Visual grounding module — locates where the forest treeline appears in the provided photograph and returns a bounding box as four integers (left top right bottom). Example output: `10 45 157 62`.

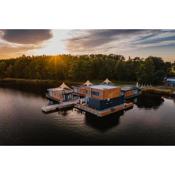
0 54 174 84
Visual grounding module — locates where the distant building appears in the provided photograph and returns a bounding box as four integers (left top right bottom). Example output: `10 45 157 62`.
165 78 175 87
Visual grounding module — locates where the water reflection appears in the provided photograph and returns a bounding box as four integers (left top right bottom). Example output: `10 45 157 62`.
85 111 124 132
1 86 175 145
58 108 73 116
135 94 164 110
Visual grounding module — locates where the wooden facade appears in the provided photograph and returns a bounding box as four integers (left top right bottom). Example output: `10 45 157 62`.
85 85 121 100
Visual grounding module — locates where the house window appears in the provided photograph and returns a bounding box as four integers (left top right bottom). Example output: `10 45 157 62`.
91 91 100 96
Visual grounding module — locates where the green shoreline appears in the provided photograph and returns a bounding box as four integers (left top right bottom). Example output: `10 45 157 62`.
0 78 175 96
0 78 136 87
142 87 175 96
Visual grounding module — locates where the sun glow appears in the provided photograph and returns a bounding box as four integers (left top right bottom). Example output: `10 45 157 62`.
30 30 70 56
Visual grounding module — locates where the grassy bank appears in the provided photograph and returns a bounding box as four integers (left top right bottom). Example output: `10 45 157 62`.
0 78 82 94
0 78 82 88
142 86 175 96
1 78 175 97
0 78 136 87
0 78 136 94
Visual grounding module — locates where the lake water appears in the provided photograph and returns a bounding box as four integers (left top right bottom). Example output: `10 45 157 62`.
0 87 175 145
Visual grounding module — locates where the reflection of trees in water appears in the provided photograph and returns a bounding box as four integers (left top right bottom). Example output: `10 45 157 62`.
85 111 124 132
0 83 46 96
1 79 67 97
135 94 164 110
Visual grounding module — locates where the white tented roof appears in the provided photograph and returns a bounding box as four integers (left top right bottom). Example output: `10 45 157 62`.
103 78 112 84
83 80 93 86
59 82 72 90
47 82 71 91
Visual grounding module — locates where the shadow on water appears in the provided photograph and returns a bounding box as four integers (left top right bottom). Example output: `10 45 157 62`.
58 108 74 116
84 111 124 132
135 94 164 110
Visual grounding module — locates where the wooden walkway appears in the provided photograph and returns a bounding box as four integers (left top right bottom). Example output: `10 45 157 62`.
42 99 81 113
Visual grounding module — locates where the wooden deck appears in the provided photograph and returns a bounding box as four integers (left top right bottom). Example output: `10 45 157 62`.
75 102 133 117
42 99 80 113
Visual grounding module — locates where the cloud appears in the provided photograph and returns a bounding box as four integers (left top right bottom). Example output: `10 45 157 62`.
0 29 175 61
67 29 146 48
66 30 147 53
1 30 53 44
0 30 53 59
0 43 41 59
66 29 175 55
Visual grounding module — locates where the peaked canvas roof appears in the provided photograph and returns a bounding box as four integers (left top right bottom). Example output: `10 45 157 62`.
59 82 72 90
103 78 112 84
83 80 93 86
47 82 72 91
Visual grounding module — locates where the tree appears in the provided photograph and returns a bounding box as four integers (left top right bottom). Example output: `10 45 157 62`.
0 54 172 85
137 58 155 84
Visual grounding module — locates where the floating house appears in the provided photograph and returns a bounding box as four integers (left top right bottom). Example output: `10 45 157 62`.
46 82 73 102
86 85 123 110
43 79 136 116
86 84 121 100
73 80 93 97
165 78 175 87
121 86 141 99
75 84 133 117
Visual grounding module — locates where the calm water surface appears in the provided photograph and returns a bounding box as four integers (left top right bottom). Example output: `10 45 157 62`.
0 87 175 145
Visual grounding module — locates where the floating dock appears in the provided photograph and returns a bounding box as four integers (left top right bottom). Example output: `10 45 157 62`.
42 80 135 117
42 99 81 113
75 102 133 117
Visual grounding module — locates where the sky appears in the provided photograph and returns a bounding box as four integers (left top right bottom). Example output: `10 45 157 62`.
0 29 175 61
